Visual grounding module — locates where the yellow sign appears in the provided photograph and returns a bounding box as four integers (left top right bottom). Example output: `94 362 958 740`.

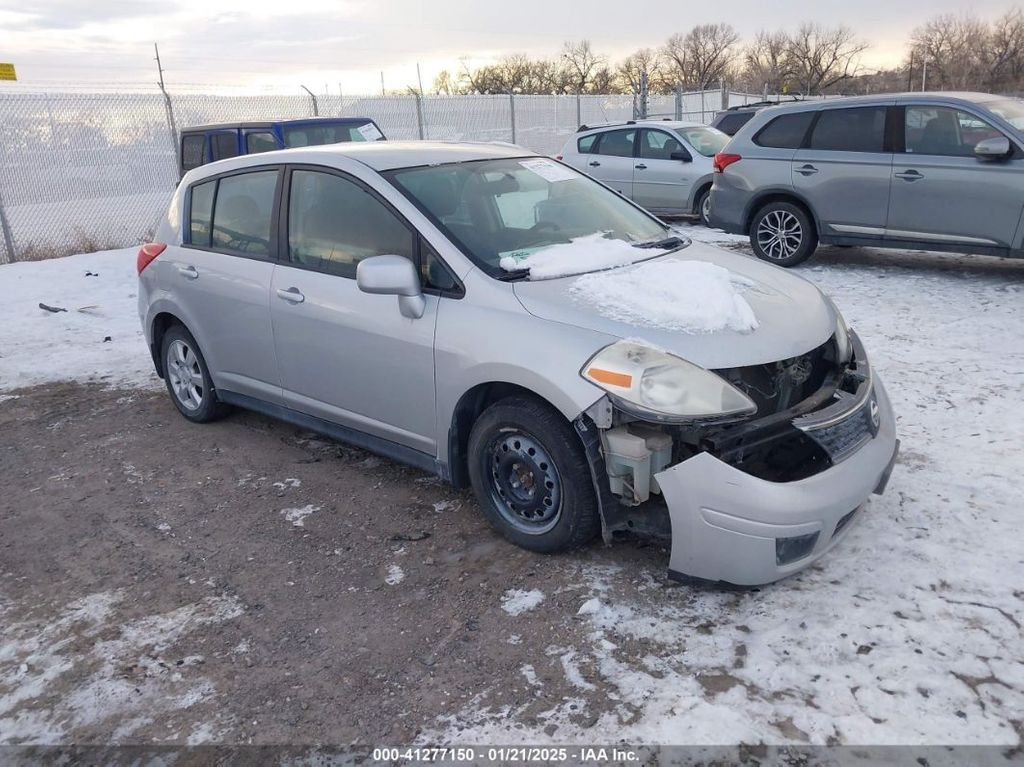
0 63 16 81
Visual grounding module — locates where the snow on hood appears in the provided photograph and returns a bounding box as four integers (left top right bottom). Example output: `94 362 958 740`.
568 260 758 335
498 232 669 280
511 241 836 369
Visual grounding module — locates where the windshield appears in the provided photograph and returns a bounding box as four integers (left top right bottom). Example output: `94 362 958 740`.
677 126 731 156
385 157 674 279
982 99 1024 131
282 120 383 148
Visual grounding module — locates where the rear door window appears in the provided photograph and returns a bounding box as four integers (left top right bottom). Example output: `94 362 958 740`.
577 134 599 154
595 129 637 158
245 132 277 154
181 134 205 172
808 107 887 153
210 170 278 257
753 112 814 149
210 132 239 161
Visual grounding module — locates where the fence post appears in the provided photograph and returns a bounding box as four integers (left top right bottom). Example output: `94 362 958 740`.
575 92 581 129
0 189 16 264
674 85 682 120
415 93 425 140
509 92 516 144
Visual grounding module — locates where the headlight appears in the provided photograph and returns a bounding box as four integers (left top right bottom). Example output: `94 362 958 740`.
830 302 852 363
581 340 756 421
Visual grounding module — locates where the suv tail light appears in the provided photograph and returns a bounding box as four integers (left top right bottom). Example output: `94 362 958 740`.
713 153 742 173
137 243 166 274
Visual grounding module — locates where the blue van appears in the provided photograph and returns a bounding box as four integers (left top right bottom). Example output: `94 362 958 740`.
178 117 385 177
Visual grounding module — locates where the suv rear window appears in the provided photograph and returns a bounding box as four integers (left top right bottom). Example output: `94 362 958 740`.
753 112 814 149
808 107 887 153
716 112 754 135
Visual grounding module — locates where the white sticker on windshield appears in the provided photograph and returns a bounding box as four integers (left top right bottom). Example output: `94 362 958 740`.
519 159 578 183
357 122 383 141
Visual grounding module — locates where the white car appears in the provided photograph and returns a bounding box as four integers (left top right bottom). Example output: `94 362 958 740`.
558 120 730 224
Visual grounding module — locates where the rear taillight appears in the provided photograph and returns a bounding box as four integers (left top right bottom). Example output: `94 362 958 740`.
137 243 166 274
713 153 742 173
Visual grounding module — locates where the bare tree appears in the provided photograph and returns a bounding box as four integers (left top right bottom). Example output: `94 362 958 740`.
561 40 607 93
741 30 791 93
615 47 671 94
663 23 740 89
785 23 868 94
983 8 1024 89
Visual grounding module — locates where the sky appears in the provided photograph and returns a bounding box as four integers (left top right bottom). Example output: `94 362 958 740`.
0 0 1019 93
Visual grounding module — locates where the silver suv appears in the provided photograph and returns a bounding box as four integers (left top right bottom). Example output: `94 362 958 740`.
709 92 1024 266
138 141 897 586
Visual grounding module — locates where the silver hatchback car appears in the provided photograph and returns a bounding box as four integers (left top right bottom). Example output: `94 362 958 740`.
139 141 898 586
710 92 1024 266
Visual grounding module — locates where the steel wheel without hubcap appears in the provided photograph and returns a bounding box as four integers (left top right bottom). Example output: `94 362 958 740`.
756 210 803 260
166 338 205 411
484 431 562 535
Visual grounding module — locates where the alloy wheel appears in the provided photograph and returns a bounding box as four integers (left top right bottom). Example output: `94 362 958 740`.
756 210 803 260
166 339 205 411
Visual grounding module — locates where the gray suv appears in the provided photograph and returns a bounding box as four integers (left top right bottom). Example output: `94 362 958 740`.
709 92 1024 266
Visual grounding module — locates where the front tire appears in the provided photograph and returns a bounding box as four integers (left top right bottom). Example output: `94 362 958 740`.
161 325 229 423
696 187 712 227
749 201 817 267
467 396 599 553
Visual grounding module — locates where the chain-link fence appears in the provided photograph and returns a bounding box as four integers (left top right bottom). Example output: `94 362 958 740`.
0 85 791 263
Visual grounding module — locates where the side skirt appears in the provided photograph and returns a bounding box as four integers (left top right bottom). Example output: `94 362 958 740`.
217 390 446 479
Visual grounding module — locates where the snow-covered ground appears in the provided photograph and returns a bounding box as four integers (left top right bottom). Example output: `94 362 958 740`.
1 230 1022 746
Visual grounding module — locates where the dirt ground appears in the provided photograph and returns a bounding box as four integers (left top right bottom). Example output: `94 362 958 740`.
0 381 673 745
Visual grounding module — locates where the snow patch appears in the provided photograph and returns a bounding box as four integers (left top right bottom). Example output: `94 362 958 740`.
569 259 758 334
385 565 405 586
499 233 668 280
501 588 545 616
272 478 301 490
280 504 319 527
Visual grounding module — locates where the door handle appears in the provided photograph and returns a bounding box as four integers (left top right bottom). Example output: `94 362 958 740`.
588 160 601 167
276 287 305 304
795 164 818 176
895 170 923 181
634 163 647 170
177 265 198 280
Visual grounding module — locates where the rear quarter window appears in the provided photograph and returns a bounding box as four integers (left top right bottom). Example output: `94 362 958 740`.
753 112 815 149
189 180 215 247
716 112 753 135
181 134 205 171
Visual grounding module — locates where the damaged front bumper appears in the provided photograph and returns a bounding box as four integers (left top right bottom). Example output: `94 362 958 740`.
656 376 898 586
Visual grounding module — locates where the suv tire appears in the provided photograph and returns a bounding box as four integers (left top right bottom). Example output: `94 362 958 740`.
467 396 599 553
161 325 229 423
749 201 817 267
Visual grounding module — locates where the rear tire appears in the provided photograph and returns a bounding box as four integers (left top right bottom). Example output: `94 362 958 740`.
467 396 599 554
749 201 817 267
161 325 229 423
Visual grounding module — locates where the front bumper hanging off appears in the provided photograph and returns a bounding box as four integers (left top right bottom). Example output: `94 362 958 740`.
656 376 898 586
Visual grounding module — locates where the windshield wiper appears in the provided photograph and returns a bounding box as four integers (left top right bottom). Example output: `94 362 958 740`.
495 268 531 282
633 235 686 250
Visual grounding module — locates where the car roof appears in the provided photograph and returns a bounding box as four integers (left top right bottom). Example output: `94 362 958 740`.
182 117 377 132
187 140 534 176
577 119 706 133
755 92 1006 114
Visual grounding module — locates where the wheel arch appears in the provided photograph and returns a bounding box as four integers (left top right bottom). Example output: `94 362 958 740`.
743 190 821 240
149 311 188 378
690 175 715 213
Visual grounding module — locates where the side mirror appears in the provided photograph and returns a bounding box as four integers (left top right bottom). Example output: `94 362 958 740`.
670 151 692 163
356 255 425 319
974 136 1011 160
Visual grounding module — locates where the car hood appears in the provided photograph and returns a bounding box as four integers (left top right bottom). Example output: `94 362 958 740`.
511 241 835 369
